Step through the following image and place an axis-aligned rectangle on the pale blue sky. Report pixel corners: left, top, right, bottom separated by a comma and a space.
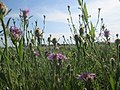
1, 0, 120, 45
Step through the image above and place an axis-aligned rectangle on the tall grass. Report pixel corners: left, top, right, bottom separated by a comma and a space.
0, 0, 120, 90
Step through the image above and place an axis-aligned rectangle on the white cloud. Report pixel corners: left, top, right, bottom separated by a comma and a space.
86, 0, 120, 34
31, 5, 80, 24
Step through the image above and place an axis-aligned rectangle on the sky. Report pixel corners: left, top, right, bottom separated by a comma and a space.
0, 0, 120, 45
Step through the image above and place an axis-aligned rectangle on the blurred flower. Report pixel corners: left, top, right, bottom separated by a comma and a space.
34, 51, 40, 57
52, 38, 57, 45
116, 34, 119, 38
0, 2, 8, 16
35, 28, 43, 38
10, 26, 22, 40
47, 53, 67, 60
47, 53, 57, 60
115, 38, 120, 46
51, 38, 58, 49
104, 29, 110, 38
20, 9, 29, 21
76, 73, 96, 81
57, 53, 67, 60
23, 9, 29, 17
79, 27, 84, 36
47, 37, 51, 42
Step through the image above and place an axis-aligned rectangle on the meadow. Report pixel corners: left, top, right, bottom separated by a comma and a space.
0, 0, 120, 90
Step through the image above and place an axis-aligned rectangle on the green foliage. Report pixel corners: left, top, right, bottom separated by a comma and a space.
0, 0, 120, 90
89, 22, 95, 40
18, 37, 23, 62
83, 3, 88, 22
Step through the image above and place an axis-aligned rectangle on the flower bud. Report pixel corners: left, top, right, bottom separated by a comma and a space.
0, 2, 8, 16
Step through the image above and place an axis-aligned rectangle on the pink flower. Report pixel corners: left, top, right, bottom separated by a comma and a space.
22, 9, 29, 17
20, 9, 29, 21
47, 53, 67, 60
34, 51, 40, 57
10, 26, 22, 40
76, 73, 96, 81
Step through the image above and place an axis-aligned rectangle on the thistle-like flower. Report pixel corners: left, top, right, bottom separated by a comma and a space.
10, 26, 22, 41
23, 9, 29, 17
52, 38, 57, 45
35, 28, 43, 38
51, 38, 58, 49
104, 29, 110, 39
47, 53, 67, 60
0, 2, 8, 16
76, 73, 96, 82
115, 38, 120, 46
20, 9, 29, 21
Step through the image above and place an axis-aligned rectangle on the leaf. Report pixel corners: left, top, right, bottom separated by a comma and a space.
89, 22, 95, 39
78, 0, 83, 6
0, 72, 8, 85
83, 3, 88, 22
5, 18, 11, 37
6, 18, 11, 28
0, 17, 6, 32
28, 15, 33, 20
5, 9, 12, 16
109, 75, 115, 90
18, 37, 23, 62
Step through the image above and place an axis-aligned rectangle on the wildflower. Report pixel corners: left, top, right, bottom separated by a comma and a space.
79, 27, 84, 36
52, 38, 57, 45
51, 38, 58, 49
116, 34, 119, 38
115, 38, 120, 46
57, 53, 67, 60
74, 34, 79, 41
10, 26, 22, 40
33, 51, 40, 57
47, 37, 51, 42
47, 53, 57, 60
20, 9, 29, 21
47, 34, 51, 43
35, 28, 41, 37
104, 29, 110, 38
47, 53, 67, 60
22, 9, 29, 17
0, 2, 8, 16
76, 73, 96, 82
68, 5, 70, 10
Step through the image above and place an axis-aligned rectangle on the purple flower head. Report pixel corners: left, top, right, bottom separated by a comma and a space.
20, 9, 29, 17
20, 9, 29, 21
104, 29, 110, 38
10, 26, 22, 40
34, 51, 40, 57
47, 53, 57, 60
23, 9, 29, 17
76, 73, 96, 81
57, 53, 67, 60
47, 53, 67, 60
